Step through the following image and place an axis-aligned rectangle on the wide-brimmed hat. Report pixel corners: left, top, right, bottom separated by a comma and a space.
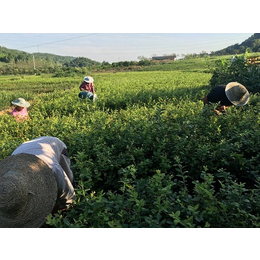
12, 98, 30, 108
225, 82, 250, 106
84, 76, 94, 83
0, 153, 58, 228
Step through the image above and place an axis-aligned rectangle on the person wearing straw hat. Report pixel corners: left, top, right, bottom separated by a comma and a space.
79, 76, 98, 101
0, 136, 76, 228
11, 97, 30, 121
202, 82, 250, 115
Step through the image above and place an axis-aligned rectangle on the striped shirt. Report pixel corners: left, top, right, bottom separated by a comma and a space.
12, 136, 76, 210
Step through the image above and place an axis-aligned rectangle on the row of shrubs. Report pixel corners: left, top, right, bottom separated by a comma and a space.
45, 63, 260, 227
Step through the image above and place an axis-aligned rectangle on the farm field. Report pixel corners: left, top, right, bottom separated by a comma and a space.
1, 66, 260, 227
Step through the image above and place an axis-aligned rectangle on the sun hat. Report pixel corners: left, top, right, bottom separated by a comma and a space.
0, 153, 58, 228
84, 76, 94, 83
225, 82, 250, 106
12, 98, 30, 108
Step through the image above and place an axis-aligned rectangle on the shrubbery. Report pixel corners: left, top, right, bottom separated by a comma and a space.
210, 55, 260, 93
1, 64, 260, 228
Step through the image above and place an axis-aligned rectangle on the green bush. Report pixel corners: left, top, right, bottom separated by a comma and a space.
210, 55, 260, 93
1, 70, 260, 228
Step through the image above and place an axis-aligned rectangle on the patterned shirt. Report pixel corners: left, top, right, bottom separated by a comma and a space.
12, 136, 76, 210
79, 81, 95, 93
12, 107, 28, 121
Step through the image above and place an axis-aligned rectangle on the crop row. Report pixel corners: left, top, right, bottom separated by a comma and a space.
1, 70, 260, 227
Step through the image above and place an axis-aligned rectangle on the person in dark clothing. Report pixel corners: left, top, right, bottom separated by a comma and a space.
202, 82, 250, 115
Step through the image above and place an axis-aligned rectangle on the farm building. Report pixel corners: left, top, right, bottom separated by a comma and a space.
152, 55, 176, 61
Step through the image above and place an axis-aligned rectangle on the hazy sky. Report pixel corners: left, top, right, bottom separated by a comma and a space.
0, 33, 253, 63
0, 1, 256, 63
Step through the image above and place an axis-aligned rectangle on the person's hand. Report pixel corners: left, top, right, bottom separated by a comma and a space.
218, 105, 226, 112
214, 109, 222, 115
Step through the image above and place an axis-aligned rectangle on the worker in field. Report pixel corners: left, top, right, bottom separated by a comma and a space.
0, 136, 76, 228
11, 98, 30, 121
78, 75, 98, 101
202, 82, 250, 115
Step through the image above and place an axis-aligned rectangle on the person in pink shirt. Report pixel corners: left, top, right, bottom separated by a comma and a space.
11, 98, 30, 121
79, 76, 95, 93
79, 76, 98, 101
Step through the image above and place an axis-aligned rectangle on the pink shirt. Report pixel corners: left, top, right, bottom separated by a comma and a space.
12, 107, 28, 121
79, 81, 95, 93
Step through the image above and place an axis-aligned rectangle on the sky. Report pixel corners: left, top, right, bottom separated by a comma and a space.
0, 33, 254, 63
0, 1, 257, 64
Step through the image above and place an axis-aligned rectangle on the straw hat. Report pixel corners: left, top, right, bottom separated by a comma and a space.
0, 153, 58, 228
12, 98, 30, 108
84, 76, 94, 83
225, 82, 250, 106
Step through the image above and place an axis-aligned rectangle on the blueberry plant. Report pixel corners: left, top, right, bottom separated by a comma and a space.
210, 55, 260, 93
1, 65, 260, 228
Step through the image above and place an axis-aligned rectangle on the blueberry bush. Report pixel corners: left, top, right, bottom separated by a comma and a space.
1, 65, 260, 228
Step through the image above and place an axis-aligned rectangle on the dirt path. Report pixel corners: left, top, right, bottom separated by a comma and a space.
0, 107, 13, 116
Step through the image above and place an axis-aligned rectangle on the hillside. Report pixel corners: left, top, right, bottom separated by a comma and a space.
1, 33, 260, 76
0, 46, 30, 63
0, 46, 100, 66
1, 34, 259, 66
211, 33, 260, 55
33, 52, 76, 64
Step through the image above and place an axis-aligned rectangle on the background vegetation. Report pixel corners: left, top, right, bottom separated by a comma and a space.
1, 33, 260, 75
1, 51, 260, 227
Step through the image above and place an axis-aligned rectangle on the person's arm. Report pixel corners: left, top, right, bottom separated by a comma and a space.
79, 82, 85, 91
60, 148, 75, 186
202, 95, 222, 115
52, 169, 76, 213
92, 84, 95, 94
202, 95, 209, 105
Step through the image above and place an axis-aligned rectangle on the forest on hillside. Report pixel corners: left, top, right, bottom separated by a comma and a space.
211, 33, 260, 55
0, 33, 260, 75
0, 46, 100, 75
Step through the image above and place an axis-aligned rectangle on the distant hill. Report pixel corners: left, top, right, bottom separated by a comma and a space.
0, 46, 100, 66
33, 52, 76, 64
0, 46, 30, 63
211, 33, 260, 55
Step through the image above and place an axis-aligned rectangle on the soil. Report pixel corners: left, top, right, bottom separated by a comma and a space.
0, 107, 13, 116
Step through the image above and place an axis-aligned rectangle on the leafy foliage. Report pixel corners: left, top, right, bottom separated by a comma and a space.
64, 57, 100, 67
211, 33, 260, 55
1, 67, 260, 228
210, 55, 260, 93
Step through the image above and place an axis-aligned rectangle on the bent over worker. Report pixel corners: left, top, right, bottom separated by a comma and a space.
202, 82, 250, 115
0, 136, 76, 228
78, 76, 98, 101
